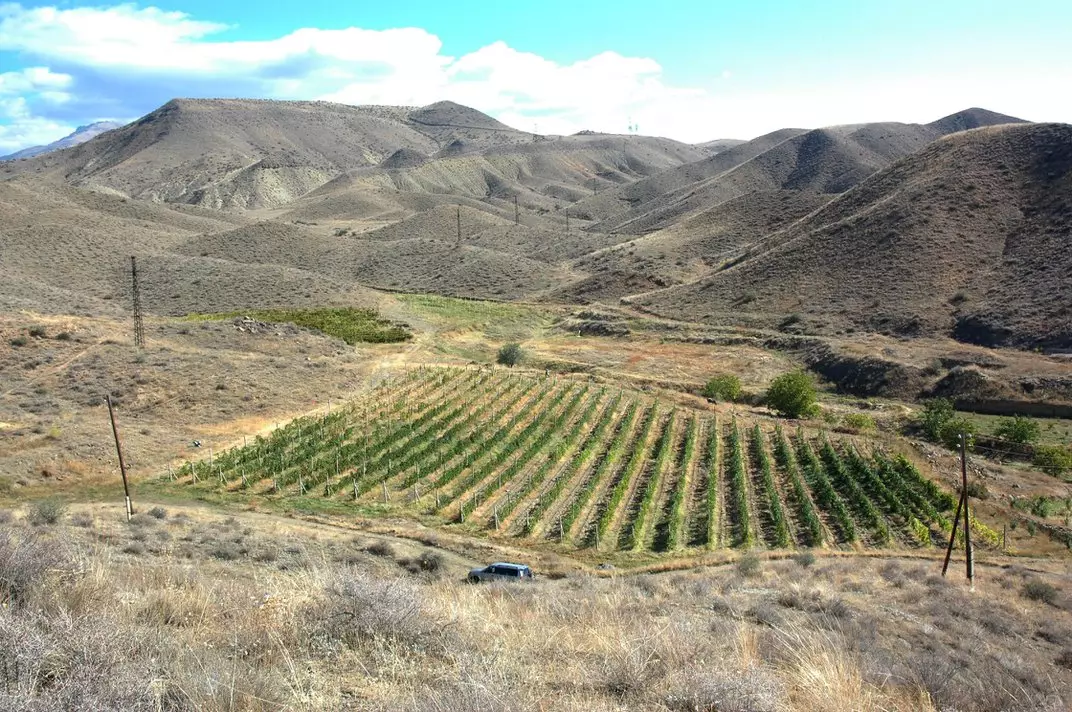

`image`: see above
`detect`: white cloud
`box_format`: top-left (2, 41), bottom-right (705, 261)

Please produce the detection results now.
top-left (0, 2), bottom-right (1069, 154)
top-left (0, 66), bottom-right (72, 94)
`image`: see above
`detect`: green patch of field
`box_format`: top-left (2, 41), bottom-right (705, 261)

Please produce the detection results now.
top-left (396, 293), bottom-right (551, 341)
top-left (957, 411), bottom-right (1072, 448)
top-left (160, 366), bottom-right (975, 561)
top-left (186, 307), bottom-right (410, 344)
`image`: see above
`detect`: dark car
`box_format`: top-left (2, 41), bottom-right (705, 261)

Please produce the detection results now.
top-left (467, 562), bottom-right (534, 583)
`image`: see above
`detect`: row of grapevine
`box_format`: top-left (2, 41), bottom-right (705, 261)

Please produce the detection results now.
top-left (750, 425), bottom-right (791, 548)
top-left (725, 422), bottom-right (753, 547)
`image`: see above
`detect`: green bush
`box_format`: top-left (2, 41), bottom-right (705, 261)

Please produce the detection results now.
top-left (496, 342), bottom-right (524, 367)
top-left (702, 373), bottom-right (742, 402)
top-left (920, 398), bottom-right (955, 441)
top-left (994, 416), bottom-right (1041, 445)
top-left (765, 371), bottom-right (818, 419)
top-left (937, 416), bottom-right (976, 450)
top-left (841, 413), bottom-right (876, 432)
top-left (1034, 445), bottom-right (1072, 478)
top-left (9, 336), bottom-right (27, 347)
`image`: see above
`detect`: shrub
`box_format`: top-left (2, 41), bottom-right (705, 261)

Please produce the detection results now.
top-left (920, 398), bottom-right (955, 441)
top-left (0, 530), bottom-right (67, 606)
top-left (54, 331), bottom-right (72, 341)
top-left (1034, 445), bottom-right (1072, 478)
top-left (702, 373), bottom-right (742, 402)
top-left (209, 542), bottom-right (241, 560)
top-left (28, 498), bottom-right (67, 526)
top-left (147, 506), bottom-right (168, 519)
top-left (994, 415), bottom-right (1041, 445)
top-left (311, 569), bottom-right (435, 649)
top-left (366, 540), bottom-right (395, 558)
top-left (418, 550), bottom-right (443, 573)
top-left (765, 371), bottom-right (818, 419)
top-left (28, 326), bottom-right (47, 338)
top-left (736, 553), bottom-right (762, 578)
top-left (937, 416), bottom-right (976, 451)
top-left (841, 413), bottom-right (876, 433)
top-left (9, 336), bottom-right (27, 347)
top-left (496, 342), bottom-right (524, 367)
top-left (792, 550), bottom-right (816, 568)
top-left (1022, 579), bottom-right (1059, 605)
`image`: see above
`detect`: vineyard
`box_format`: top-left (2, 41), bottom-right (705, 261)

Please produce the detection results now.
top-left (165, 367), bottom-right (998, 556)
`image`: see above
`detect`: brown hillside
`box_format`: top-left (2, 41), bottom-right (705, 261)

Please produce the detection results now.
top-left (0, 177), bottom-right (240, 313)
top-left (590, 124), bottom-right (945, 235)
top-left (928, 107), bottom-right (1028, 135)
top-left (634, 123), bottom-right (1072, 348)
top-left (568, 128), bottom-right (808, 224)
top-left (5, 99), bottom-right (445, 208)
top-left (556, 190), bottom-right (832, 303)
top-left (583, 111), bottom-right (1026, 237)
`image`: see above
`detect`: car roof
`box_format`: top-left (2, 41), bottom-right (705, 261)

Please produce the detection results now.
top-left (489, 562), bottom-right (529, 569)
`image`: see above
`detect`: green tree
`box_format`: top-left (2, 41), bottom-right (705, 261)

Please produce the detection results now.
top-left (496, 343), bottom-right (524, 368)
top-left (702, 373), bottom-right (742, 402)
top-left (994, 415), bottom-right (1041, 445)
top-left (765, 371), bottom-right (818, 419)
top-left (1033, 445), bottom-right (1072, 478)
top-left (920, 398), bottom-right (955, 441)
top-left (937, 416), bottom-right (976, 451)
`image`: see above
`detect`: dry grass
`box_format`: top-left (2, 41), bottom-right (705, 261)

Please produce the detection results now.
top-left (0, 503), bottom-right (1068, 711)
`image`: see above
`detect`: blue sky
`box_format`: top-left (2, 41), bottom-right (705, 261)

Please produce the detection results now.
top-left (1, 1), bottom-right (1070, 152)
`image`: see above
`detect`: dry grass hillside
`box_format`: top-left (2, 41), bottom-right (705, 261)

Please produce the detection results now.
top-left (581, 109), bottom-right (1027, 238)
top-left (2, 506), bottom-right (1069, 712)
top-left (569, 128), bottom-right (809, 224)
top-left (635, 123), bottom-right (1072, 348)
top-left (3, 98), bottom-right (704, 215)
top-left (559, 190), bottom-right (831, 303)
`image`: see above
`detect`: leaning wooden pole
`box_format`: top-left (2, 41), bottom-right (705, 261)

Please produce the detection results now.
top-left (961, 433), bottom-right (974, 589)
top-left (106, 395), bottom-right (133, 521)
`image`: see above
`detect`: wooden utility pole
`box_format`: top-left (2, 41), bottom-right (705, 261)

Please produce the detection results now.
top-left (941, 432), bottom-right (974, 588)
top-left (130, 256), bottom-right (145, 349)
top-left (105, 395), bottom-right (133, 522)
top-left (514, 195), bottom-right (519, 225)
top-left (456, 207), bottom-right (461, 248)
top-left (961, 433), bottom-right (974, 588)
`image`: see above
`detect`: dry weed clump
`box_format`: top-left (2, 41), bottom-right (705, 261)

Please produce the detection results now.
top-left (0, 529), bottom-right (68, 607)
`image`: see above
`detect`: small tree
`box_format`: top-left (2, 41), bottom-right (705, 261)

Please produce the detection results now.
top-left (1033, 445), bottom-right (1072, 478)
top-left (765, 371), bottom-right (818, 419)
top-left (994, 415), bottom-right (1041, 445)
top-left (937, 416), bottom-right (976, 451)
top-left (703, 373), bottom-right (742, 402)
top-left (920, 398), bottom-right (955, 441)
top-left (497, 343), bottom-right (523, 368)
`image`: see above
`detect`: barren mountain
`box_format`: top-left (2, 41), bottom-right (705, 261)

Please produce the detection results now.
top-left (2, 98), bottom-right (1063, 349)
top-left (633, 122), bottom-right (1072, 348)
top-left (557, 190), bottom-right (831, 303)
top-left (927, 107), bottom-right (1028, 135)
top-left (583, 112), bottom-right (1029, 237)
top-left (2, 98), bottom-right (704, 213)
